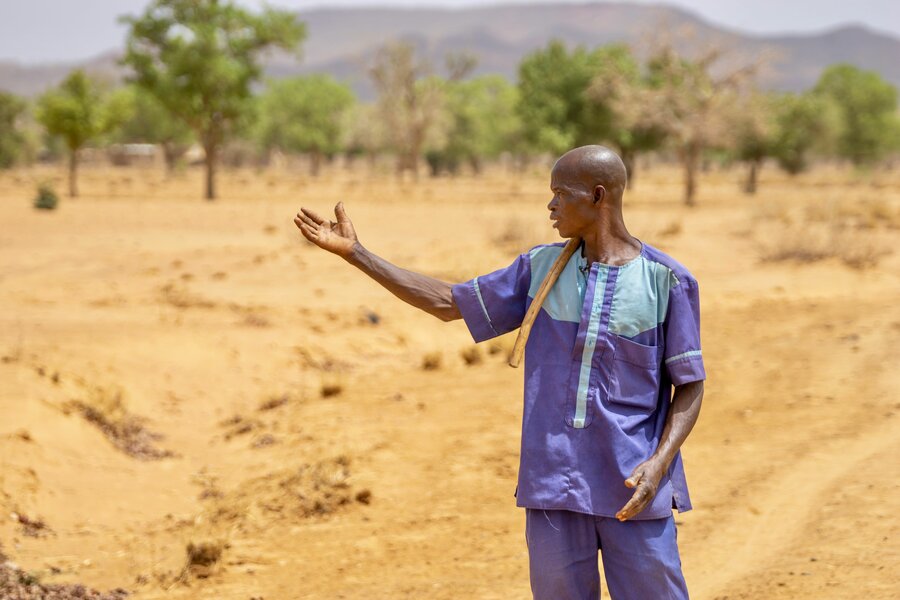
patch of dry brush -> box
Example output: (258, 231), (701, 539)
(756, 195), (896, 269)
(197, 455), (371, 532)
(0, 547), (129, 600)
(64, 386), (176, 460)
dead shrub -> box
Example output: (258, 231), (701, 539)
(10, 512), (52, 538)
(65, 387), (176, 460)
(422, 352), (442, 370)
(460, 346), (482, 366)
(759, 221), (888, 269)
(320, 383), (343, 397)
(198, 455), (368, 531)
(159, 283), (216, 309)
(659, 220), (682, 237)
(493, 215), (542, 251)
(756, 195), (894, 270)
(180, 540), (228, 580)
(258, 394), (291, 412)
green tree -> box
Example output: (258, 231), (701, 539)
(0, 92), (28, 169)
(813, 64), (900, 165)
(516, 41), (602, 156)
(587, 44), (666, 186)
(121, 0), (305, 199)
(729, 92), (777, 194)
(36, 70), (127, 197)
(770, 92), (839, 175)
(517, 42), (665, 185)
(113, 85), (194, 173)
(257, 75), (355, 175)
(425, 75), (520, 175)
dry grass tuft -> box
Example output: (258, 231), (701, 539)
(196, 455), (368, 532)
(65, 387), (176, 460)
(0, 564), (129, 599)
(179, 539), (228, 580)
(421, 351), (442, 370)
(756, 195), (895, 269)
(219, 413), (264, 440)
(159, 282), (216, 309)
(658, 220), (683, 237)
(460, 346), (483, 366)
(258, 393), (292, 412)
(492, 215), (543, 252)
(320, 382), (343, 397)
(10, 511), (52, 538)
(759, 222), (887, 269)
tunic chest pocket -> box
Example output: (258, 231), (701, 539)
(608, 335), (662, 410)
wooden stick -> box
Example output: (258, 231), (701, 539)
(508, 237), (582, 368)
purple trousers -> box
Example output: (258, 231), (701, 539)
(525, 508), (690, 600)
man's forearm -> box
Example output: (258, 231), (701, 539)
(649, 380), (704, 471)
(345, 242), (462, 322)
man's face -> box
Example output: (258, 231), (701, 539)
(547, 165), (598, 238)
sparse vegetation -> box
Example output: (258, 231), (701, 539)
(461, 346), (483, 366)
(179, 540), (227, 580)
(32, 183), (58, 210)
(756, 195), (894, 269)
(0, 561), (129, 599)
(64, 386), (176, 460)
(422, 351), (442, 370)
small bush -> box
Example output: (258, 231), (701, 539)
(33, 183), (59, 211)
(461, 346), (482, 366)
(422, 352), (442, 371)
(321, 382), (343, 397)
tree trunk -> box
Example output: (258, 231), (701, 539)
(683, 145), (699, 207)
(621, 150), (636, 190)
(744, 160), (759, 195)
(162, 143), (178, 177)
(68, 150), (78, 198)
(310, 151), (321, 177)
(204, 143), (217, 200)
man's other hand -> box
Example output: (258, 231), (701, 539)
(294, 201), (359, 259)
(615, 458), (665, 521)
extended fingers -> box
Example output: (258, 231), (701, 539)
(297, 221), (318, 241)
(295, 212), (319, 230)
(300, 207), (326, 225)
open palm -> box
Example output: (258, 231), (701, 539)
(294, 202), (359, 259)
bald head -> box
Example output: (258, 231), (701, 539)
(552, 145), (628, 205)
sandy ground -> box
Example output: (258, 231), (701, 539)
(0, 163), (898, 599)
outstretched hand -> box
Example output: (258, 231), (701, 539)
(294, 202), (359, 259)
(615, 458), (665, 521)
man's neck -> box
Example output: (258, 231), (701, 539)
(579, 212), (641, 266)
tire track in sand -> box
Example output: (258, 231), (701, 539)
(689, 412), (898, 599)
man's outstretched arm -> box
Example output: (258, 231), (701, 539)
(294, 202), (462, 322)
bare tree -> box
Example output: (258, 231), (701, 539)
(369, 42), (473, 179)
(609, 37), (760, 205)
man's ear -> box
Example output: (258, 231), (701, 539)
(593, 185), (606, 204)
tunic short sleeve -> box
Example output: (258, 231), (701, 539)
(662, 277), (706, 386)
(451, 252), (532, 343)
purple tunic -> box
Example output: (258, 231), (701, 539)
(451, 240), (706, 519)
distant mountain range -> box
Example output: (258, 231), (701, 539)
(3, 2), (899, 99)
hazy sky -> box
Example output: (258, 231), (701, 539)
(2, 0), (898, 63)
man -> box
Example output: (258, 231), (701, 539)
(294, 145), (706, 599)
